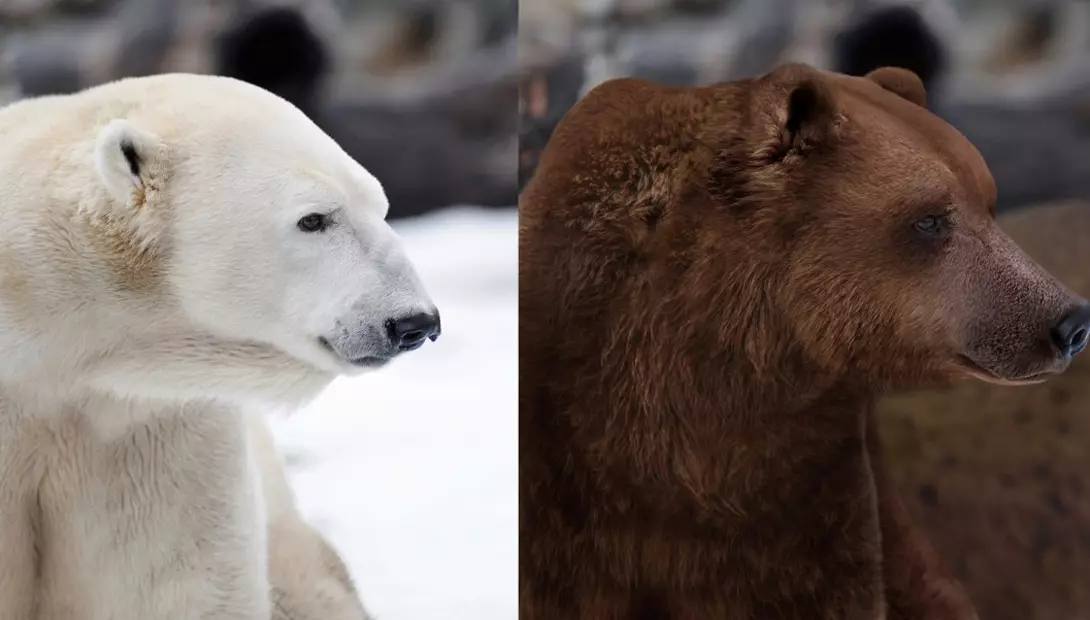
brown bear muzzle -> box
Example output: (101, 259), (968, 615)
(946, 224), (1090, 386)
(1051, 303), (1090, 359)
(955, 300), (1090, 386)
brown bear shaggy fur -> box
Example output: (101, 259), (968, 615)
(519, 63), (1090, 620)
(879, 200), (1090, 620)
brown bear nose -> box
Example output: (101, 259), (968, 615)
(1051, 303), (1090, 359)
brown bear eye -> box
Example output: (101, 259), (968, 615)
(297, 213), (329, 233)
(913, 215), (949, 237)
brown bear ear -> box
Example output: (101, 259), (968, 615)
(782, 80), (835, 155)
(758, 64), (838, 159)
(865, 66), (927, 108)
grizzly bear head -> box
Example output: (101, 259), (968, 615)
(520, 63), (1089, 406)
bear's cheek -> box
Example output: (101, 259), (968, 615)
(788, 267), (958, 380)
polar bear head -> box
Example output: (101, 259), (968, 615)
(59, 75), (439, 406)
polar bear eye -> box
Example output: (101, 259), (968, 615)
(297, 213), (329, 233)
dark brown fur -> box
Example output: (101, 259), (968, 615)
(880, 200), (1090, 620)
(520, 64), (1085, 619)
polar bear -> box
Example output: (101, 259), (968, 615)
(0, 73), (439, 619)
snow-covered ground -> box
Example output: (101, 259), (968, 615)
(267, 207), (518, 620)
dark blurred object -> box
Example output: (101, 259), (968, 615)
(212, 5), (517, 219)
(215, 5), (330, 116)
(833, 4), (946, 93)
(832, 3), (1090, 213)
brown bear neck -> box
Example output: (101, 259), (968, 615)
(522, 247), (878, 504)
(521, 318), (884, 609)
(546, 330), (871, 503)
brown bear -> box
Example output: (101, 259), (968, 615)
(519, 62), (1090, 619)
(879, 199), (1090, 620)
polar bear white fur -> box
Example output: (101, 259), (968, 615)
(0, 74), (437, 619)
(248, 410), (373, 620)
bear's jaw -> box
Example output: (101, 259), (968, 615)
(949, 354), (1052, 387)
(77, 335), (336, 409)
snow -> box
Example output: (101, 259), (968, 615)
(266, 207), (518, 620)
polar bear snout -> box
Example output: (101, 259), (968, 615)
(318, 307), (440, 369)
(387, 311), (442, 352)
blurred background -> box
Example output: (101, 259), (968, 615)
(0, 1), (517, 619)
(520, 1), (1090, 619)
(1, 0), (519, 218)
(520, 0), (1090, 209)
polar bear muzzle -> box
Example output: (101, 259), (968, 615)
(318, 309), (441, 368)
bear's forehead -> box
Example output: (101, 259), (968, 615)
(183, 110), (389, 216)
(292, 161), (388, 214)
(832, 75), (997, 212)
(81, 74), (390, 219)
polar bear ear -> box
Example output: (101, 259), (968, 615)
(93, 119), (168, 207)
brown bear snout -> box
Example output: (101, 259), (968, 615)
(949, 225), (1090, 386)
(1050, 303), (1090, 359)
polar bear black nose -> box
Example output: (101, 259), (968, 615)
(387, 312), (441, 352)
